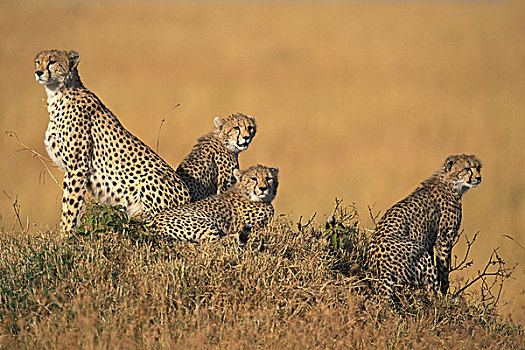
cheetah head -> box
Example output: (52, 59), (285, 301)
(34, 49), (80, 90)
(214, 113), (257, 153)
(443, 154), (482, 195)
(234, 165), (279, 203)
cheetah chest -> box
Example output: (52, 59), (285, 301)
(44, 118), (66, 172)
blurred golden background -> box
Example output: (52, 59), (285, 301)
(0, 1), (523, 321)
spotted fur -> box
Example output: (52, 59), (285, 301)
(369, 154), (482, 299)
(148, 164), (278, 242)
(176, 113), (256, 202)
(34, 49), (190, 233)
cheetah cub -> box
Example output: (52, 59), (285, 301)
(176, 113), (256, 202)
(369, 154), (482, 300)
(148, 164), (278, 243)
(34, 49), (190, 233)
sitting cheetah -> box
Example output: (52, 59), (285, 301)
(176, 113), (256, 202)
(148, 164), (278, 242)
(369, 154), (482, 300)
(34, 49), (190, 233)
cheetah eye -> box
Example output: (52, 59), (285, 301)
(250, 177), (258, 182)
(266, 177), (273, 182)
(49, 60), (57, 65)
(248, 126), (254, 132)
(233, 126), (241, 131)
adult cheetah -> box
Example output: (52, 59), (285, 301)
(369, 154), (482, 300)
(34, 49), (190, 233)
(176, 113), (256, 202)
(148, 164), (278, 243)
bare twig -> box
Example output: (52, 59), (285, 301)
(4, 131), (61, 187)
(502, 234), (525, 251)
(450, 231), (478, 273)
(156, 103), (180, 153)
(3, 191), (25, 233)
(297, 212), (316, 232)
(367, 205), (380, 227)
(156, 118), (166, 153)
(451, 248), (515, 300)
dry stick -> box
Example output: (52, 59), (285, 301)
(297, 212), (316, 232)
(450, 231), (478, 273)
(502, 234), (525, 251)
(484, 268), (505, 308)
(490, 264), (508, 308)
(156, 103), (180, 153)
(451, 248), (505, 299)
(477, 251), (509, 309)
(4, 131), (61, 188)
(367, 205), (380, 227)
(3, 191), (25, 232)
(450, 231), (514, 305)
(156, 118), (165, 153)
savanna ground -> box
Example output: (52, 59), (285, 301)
(0, 203), (523, 348)
(0, 0), (524, 347)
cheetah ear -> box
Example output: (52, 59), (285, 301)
(469, 154), (482, 168)
(214, 117), (223, 129)
(68, 50), (80, 69)
(233, 168), (243, 181)
(35, 51), (44, 62)
(444, 156), (455, 172)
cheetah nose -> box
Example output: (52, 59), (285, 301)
(259, 186), (268, 192)
(243, 136), (251, 141)
(35, 70), (44, 77)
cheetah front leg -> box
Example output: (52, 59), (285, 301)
(60, 170), (87, 234)
(435, 227), (457, 296)
(217, 170), (236, 195)
(241, 204), (274, 232)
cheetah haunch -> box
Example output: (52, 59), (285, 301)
(148, 164), (278, 243)
(176, 113), (256, 202)
(34, 49), (190, 233)
(369, 154), (482, 300)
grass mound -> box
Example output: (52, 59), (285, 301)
(0, 203), (522, 349)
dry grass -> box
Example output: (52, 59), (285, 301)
(0, 0), (523, 326)
(0, 205), (523, 349)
